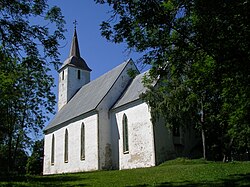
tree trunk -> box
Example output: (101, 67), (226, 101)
(201, 126), (206, 160)
(7, 133), (12, 173)
(13, 130), (21, 171)
(223, 154), (226, 162)
(247, 148), (250, 161)
(200, 99), (206, 160)
(222, 138), (233, 162)
(7, 105), (13, 173)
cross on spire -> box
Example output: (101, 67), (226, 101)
(73, 20), (78, 29)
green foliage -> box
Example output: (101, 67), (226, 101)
(26, 139), (44, 175)
(0, 0), (65, 173)
(95, 0), (250, 160)
(0, 144), (8, 174)
(0, 159), (250, 186)
(0, 144), (28, 175)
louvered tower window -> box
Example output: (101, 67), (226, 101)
(77, 70), (81, 79)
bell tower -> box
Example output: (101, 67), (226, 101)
(58, 27), (91, 111)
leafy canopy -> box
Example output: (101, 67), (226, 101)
(0, 0), (65, 173)
(96, 0), (250, 159)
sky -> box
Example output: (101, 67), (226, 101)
(43, 1), (146, 129)
(49, 0), (142, 80)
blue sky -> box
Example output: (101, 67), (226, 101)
(49, 0), (143, 80)
(44, 1), (146, 129)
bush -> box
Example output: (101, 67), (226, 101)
(26, 139), (43, 175)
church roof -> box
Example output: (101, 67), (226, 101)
(44, 59), (132, 132)
(59, 29), (91, 72)
(112, 71), (148, 109)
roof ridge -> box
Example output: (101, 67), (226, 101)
(44, 59), (134, 132)
(112, 71), (148, 110)
(86, 59), (131, 84)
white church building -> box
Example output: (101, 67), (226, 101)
(43, 29), (199, 175)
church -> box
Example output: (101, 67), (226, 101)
(43, 29), (199, 175)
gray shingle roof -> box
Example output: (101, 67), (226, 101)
(112, 71), (148, 109)
(61, 56), (91, 72)
(44, 59), (131, 132)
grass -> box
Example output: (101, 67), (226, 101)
(0, 158), (249, 186)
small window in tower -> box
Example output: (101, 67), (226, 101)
(77, 70), (81, 79)
(62, 70), (64, 80)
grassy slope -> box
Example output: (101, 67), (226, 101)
(1, 158), (250, 186)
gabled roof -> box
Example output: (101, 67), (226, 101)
(112, 71), (148, 109)
(59, 29), (91, 72)
(44, 59), (132, 132)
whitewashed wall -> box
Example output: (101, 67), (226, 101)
(67, 66), (90, 101)
(97, 60), (137, 170)
(58, 66), (90, 111)
(113, 102), (156, 170)
(43, 114), (98, 175)
(58, 67), (68, 111)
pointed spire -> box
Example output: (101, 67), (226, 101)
(58, 23), (92, 72)
(69, 28), (80, 57)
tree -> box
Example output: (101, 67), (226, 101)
(26, 139), (44, 175)
(0, 0), (65, 173)
(95, 0), (250, 160)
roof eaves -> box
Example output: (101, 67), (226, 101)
(44, 109), (98, 134)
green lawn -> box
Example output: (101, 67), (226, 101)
(1, 158), (250, 186)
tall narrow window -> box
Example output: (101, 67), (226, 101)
(123, 114), (129, 153)
(80, 123), (85, 160)
(173, 126), (183, 145)
(62, 70), (64, 80)
(77, 70), (81, 79)
(51, 134), (55, 165)
(64, 129), (68, 163)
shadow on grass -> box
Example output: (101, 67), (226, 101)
(128, 173), (250, 187)
(0, 174), (88, 187)
(0, 172), (249, 186)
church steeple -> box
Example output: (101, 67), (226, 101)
(59, 27), (91, 72)
(69, 28), (80, 57)
(58, 26), (91, 111)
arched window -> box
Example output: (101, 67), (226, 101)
(80, 123), (85, 160)
(64, 129), (68, 163)
(122, 114), (129, 153)
(77, 70), (81, 79)
(51, 134), (55, 165)
(173, 126), (183, 145)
